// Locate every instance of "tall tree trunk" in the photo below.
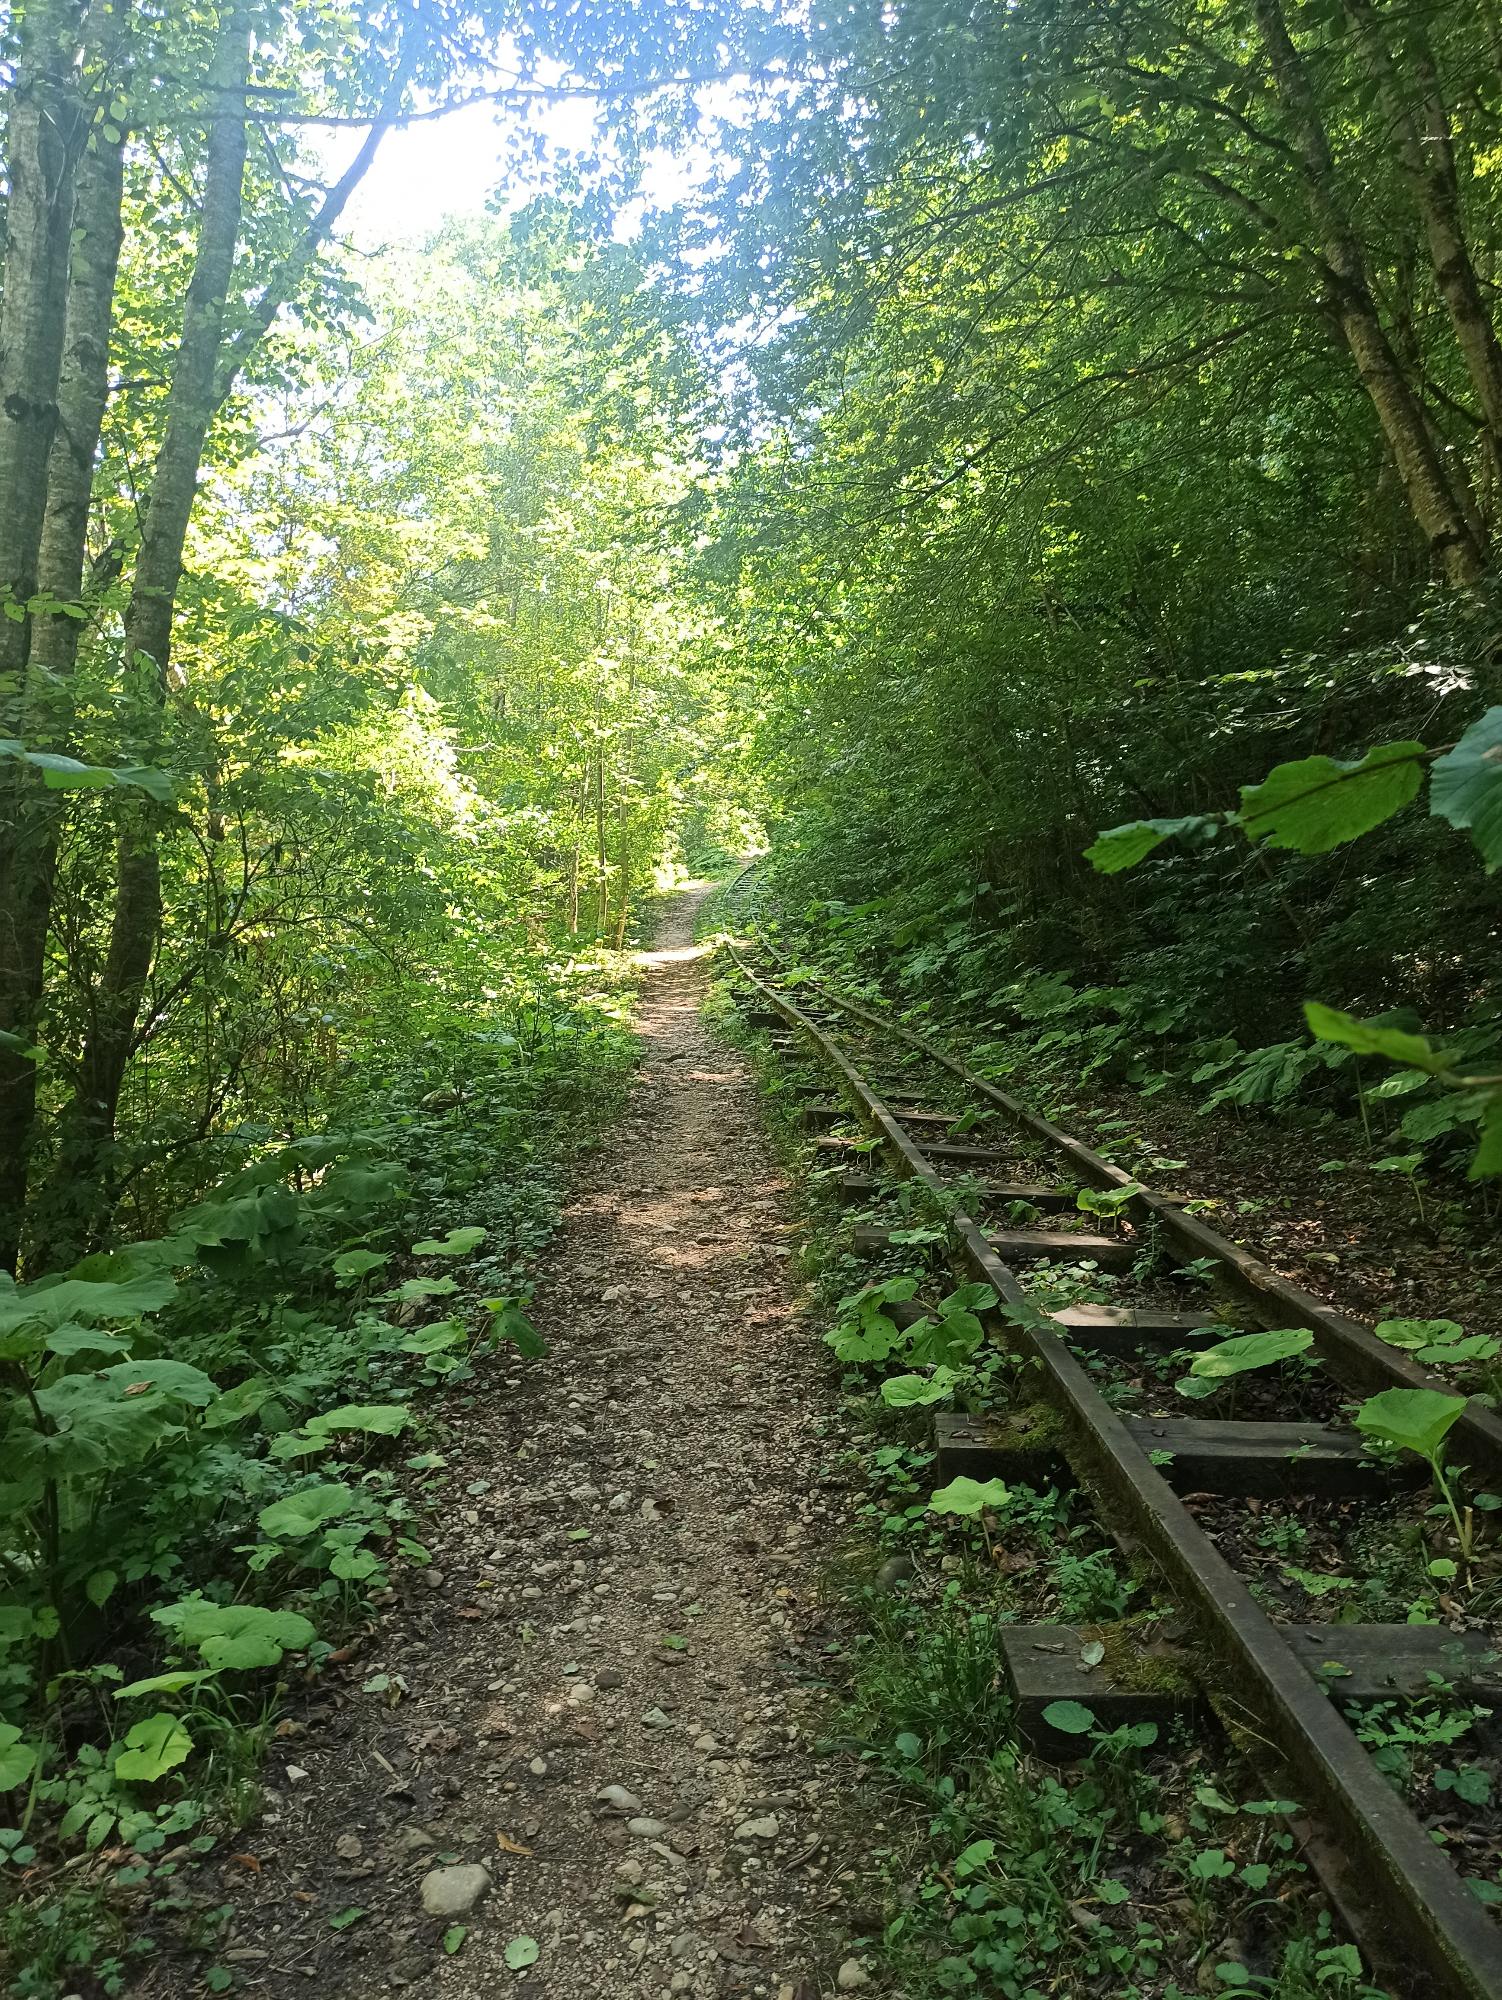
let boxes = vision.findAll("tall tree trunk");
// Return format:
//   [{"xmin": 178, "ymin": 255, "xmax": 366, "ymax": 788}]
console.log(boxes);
[
  {"xmin": 594, "ymin": 752, "xmax": 609, "ymax": 937},
  {"xmin": 0, "ymin": 0, "xmax": 87, "ymax": 701},
  {"xmin": 35, "ymin": 11, "xmax": 424, "ymax": 1262},
  {"xmin": 0, "ymin": 0, "xmax": 95, "ymax": 1270},
  {"xmin": 613, "ymin": 797, "xmax": 632, "ymax": 948},
  {"xmin": 1249, "ymin": 0, "xmax": 1488, "ymax": 584},
  {"xmin": 0, "ymin": 94, "xmax": 128, "ymax": 1272},
  {"xmin": 37, "ymin": 6, "xmax": 252, "ymax": 1265},
  {"xmin": 1342, "ymin": 0, "xmax": 1502, "ymax": 493},
  {"xmin": 566, "ymin": 766, "xmax": 587, "ymax": 933}
]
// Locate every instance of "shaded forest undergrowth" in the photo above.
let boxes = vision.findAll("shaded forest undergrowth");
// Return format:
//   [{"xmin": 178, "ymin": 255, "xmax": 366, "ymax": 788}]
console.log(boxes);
[{"xmin": 2, "ymin": 946, "xmax": 639, "ymax": 1996}]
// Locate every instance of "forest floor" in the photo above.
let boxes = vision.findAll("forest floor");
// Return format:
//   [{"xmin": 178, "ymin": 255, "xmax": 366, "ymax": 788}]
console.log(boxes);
[
  {"xmin": 1045, "ymin": 1070, "xmax": 1502, "ymax": 1346},
  {"xmin": 146, "ymin": 887, "xmax": 871, "ymax": 2000}
]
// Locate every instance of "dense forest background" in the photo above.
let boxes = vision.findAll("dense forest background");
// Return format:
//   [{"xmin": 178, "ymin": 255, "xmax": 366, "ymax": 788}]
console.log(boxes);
[
  {"xmin": 6, "ymin": 0, "xmax": 1502, "ymax": 1981},
  {"xmin": 697, "ymin": 0, "xmax": 1502, "ymax": 1180},
  {"xmin": 8, "ymin": 0, "xmax": 1502, "ymax": 1274}
]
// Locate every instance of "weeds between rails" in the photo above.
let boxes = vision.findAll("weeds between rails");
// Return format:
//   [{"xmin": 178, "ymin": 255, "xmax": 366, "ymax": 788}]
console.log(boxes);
[{"xmin": 712, "ymin": 946, "xmax": 1502, "ymax": 2000}]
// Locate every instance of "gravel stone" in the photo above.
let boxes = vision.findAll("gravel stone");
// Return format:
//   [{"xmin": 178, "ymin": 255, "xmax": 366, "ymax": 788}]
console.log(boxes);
[{"xmin": 419, "ymin": 1864, "xmax": 492, "ymax": 1918}]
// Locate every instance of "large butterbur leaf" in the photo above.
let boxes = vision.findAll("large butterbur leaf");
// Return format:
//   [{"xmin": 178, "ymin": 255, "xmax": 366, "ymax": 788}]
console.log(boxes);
[
  {"xmin": 258, "ymin": 1482, "xmax": 357, "ymax": 1539},
  {"xmin": 1303, "ymin": 1002, "xmax": 1453, "ymax": 1075},
  {"xmin": 305, "ymin": 1402, "xmax": 409, "ymax": 1437},
  {"xmin": 1430, "ymin": 708, "xmax": 1502, "ymax": 870},
  {"xmin": 929, "ymin": 1475, "xmax": 1010, "ymax": 1515},
  {"xmin": 152, "ymin": 1598, "xmax": 316, "ymax": 1670},
  {"xmin": 880, "ymin": 1366, "xmax": 958, "ymax": 1407},
  {"xmin": 0, "ymin": 1271, "xmax": 177, "ymax": 1335},
  {"xmin": 1188, "ymin": 1328, "xmax": 1312, "ymax": 1380},
  {"xmin": 1236, "ymin": 741, "xmax": 1425, "ymax": 853},
  {"xmin": 34, "ymin": 1359, "xmax": 217, "ymax": 1473},
  {"xmin": 113, "ymin": 1711, "xmax": 193, "ymax": 1782},
  {"xmin": 0, "ymin": 1722, "xmax": 38, "ymax": 1790},
  {"xmin": 411, "ymin": 1225, "xmax": 486, "ymax": 1257},
  {"xmin": 1084, "ymin": 816, "xmax": 1216, "ymax": 874},
  {"xmin": 1353, "ymin": 1388, "xmax": 1466, "ymax": 1463},
  {"xmin": 0, "ymin": 738, "xmax": 174, "ymax": 802}
]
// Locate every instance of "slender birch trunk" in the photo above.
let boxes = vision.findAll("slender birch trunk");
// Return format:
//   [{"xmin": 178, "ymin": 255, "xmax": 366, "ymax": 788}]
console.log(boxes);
[
  {"xmin": 594, "ymin": 751, "xmax": 609, "ymax": 937},
  {"xmin": 37, "ymin": 6, "xmax": 253, "ymax": 1262},
  {"xmin": 1341, "ymin": 0, "xmax": 1502, "ymax": 494},
  {"xmin": 0, "ymin": 0, "xmax": 87, "ymax": 698},
  {"xmin": 0, "ymin": 0, "xmax": 96, "ymax": 1268},
  {"xmin": 613, "ymin": 797, "xmax": 632, "ymax": 948},
  {"xmin": 37, "ymin": 13, "xmax": 424, "ymax": 1260},
  {"xmin": 0, "ymin": 97, "xmax": 128, "ymax": 1270},
  {"xmin": 1249, "ymin": 0, "xmax": 1487, "ymax": 583}
]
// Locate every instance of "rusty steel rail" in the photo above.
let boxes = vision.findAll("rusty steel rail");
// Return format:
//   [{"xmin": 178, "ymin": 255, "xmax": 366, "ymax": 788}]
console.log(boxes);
[
  {"xmin": 727, "ymin": 945, "xmax": 1502, "ymax": 2000},
  {"xmin": 751, "ymin": 945, "xmax": 1502, "ymax": 1484}
]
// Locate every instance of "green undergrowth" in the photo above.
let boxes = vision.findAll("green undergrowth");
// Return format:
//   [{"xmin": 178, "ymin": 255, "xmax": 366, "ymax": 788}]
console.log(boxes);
[
  {"xmin": 1, "ymin": 952, "xmax": 640, "ymax": 1997},
  {"xmin": 717, "ymin": 969, "xmax": 1396, "ymax": 2000},
  {"xmin": 750, "ymin": 881, "xmax": 1502, "ymax": 1231}
]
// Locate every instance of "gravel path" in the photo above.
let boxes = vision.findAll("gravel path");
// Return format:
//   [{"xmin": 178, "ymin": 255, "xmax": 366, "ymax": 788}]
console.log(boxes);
[{"xmin": 170, "ymin": 888, "xmax": 866, "ymax": 2000}]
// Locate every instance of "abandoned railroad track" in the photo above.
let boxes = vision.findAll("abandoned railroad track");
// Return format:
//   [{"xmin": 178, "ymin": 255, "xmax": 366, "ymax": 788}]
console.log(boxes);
[{"xmin": 726, "ymin": 943, "xmax": 1502, "ymax": 2000}]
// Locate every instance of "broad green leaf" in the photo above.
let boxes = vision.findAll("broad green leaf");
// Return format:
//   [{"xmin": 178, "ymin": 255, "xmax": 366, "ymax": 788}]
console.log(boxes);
[
  {"xmin": 1084, "ymin": 816, "xmax": 1215, "ymax": 874},
  {"xmin": 114, "ymin": 1712, "xmax": 193, "ymax": 1782},
  {"xmin": 906, "ymin": 1309, "xmax": 984, "ymax": 1369},
  {"xmin": 332, "ymin": 1249, "xmax": 388, "ymax": 1278},
  {"xmin": 1236, "ymin": 742, "xmax": 1425, "ymax": 853},
  {"xmin": 329, "ymin": 1545, "xmax": 380, "ymax": 1580},
  {"xmin": 304, "ymin": 1403, "xmax": 409, "ymax": 1438},
  {"xmin": 1303, "ymin": 1002, "xmax": 1452, "ymax": 1075},
  {"xmin": 1353, "ymin": 1387, "xmax": 1467, "ymax": 1464},
  {"xmin": 1401, "ymin": 1093, "xmax": 1481, "ymax": 1143},
  {"xmin": 85, "ymin": 1568, "xmax": 118, "ymax": 1607},
  {"xmin": 880, "ymin": 1366, "xmax": 957, "ymax": 1408},
  {"xmin": 152, "ymin": 1599, "xmax": 316, "ymax": 1670},
  {"xmin": 0, "ymin": 739, "xmax": 174, "ymax": 802},
  {"xmin": 1374, "ymin": 1318, "xmax": 1464, "ymax": 1352},
  {"xmin": 45, "ymin": 1324, "xmax": 132, "ymax": 1359},
  {"xmin": 1041, "ymin": 1699, "xmax": 1095, "ymax": 1736},
  {"xmin": 0, "ymin": 1606, "xmax": 37, "ymax": 1648},
  {"xmin": 1430, "ymin": 708, "xmax": 1502, "ymax": 870},
  {"xmin": 954, "ymin": 1838, "xmax": 997, "ymax": 1877},
  {"xmin": 90, "ymin": 1358, "xmax": 215, "ymax": 1405},
  {"xmin": 397, "ymin": 1275, "xmax": 458, "ymax": 1300},
  {"xmin": 202, "ymin": 1375, "xmax": 277, "ymax": 1430},
  {"xmin": 826, "ymin": 1312, "xmax": 904, "ymax": 1363},
  {"xmin": 939, "ymin": 1283, "xmax": 998, "ymax": 1315},
  {"xmin": 1469, "ymin": 1098, "xmax": 1502, "ymax": 1181},
  {"xmin": 412, "ymin": 1226, "xmax": 486, "ymax": 1257},
  {"xmin": 34, "ymin": 1362, "xmax": 216, "ymax": 1474},
  {"xmin": 929, "ymin": 1474, "xmax": 1009, "ymax": 1515},
  {"xmin": 0, "ymin": 1723, "xmax": 38, "ymax": 1790},
  {"xmin": 328, "ymin": 1544, "xmax": 378, "ymax": 1576},
  {"xmin": 258, "ymin": 1483, "xmax": 357, "ymax": 1539},
  {"xmin": 114, "ymin": 1668, "xmax": 218, "ymax": 1699},
  {"xmin": 504, "ymin": 1936, "xmax": 540, "ymax": 1970},
  {"xmin": 0, "ymin": 1271, "xmax": 177, "ymax": 1335},
  {"xmin": 482, "ymin": 1300, "xmax": 547, "ymax": 1357},
  {"xmin": 1189, "ymin": 1328, "xmax": 1312, "ymax": 1379},
  {"xmin": 399, "ymin": 1321, "xmax": 465, "ymax": 1355}
]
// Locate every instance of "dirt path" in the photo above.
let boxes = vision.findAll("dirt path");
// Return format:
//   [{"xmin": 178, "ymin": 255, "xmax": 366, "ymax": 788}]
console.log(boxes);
[{"xmin": 175, "ymin": 889, "xmax": 862, "ymax": 2000}]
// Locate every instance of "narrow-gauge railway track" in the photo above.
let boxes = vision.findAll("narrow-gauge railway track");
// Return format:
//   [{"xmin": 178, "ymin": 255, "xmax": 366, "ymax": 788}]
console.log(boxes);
[{"xmin": 725, "ymin": 943, "xmax": 1502, "ymax": 2000}]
